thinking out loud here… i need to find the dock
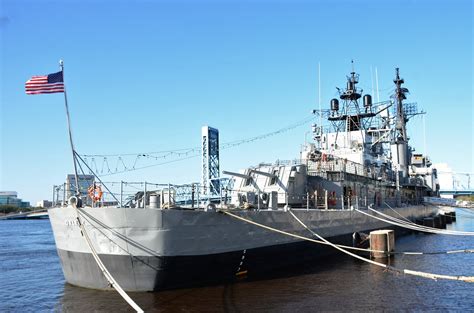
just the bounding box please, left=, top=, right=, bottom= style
left=0, top=209, right=49, bottom=220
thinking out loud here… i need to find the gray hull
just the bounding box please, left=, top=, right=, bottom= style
left=49, top=205, right=437, bottom=291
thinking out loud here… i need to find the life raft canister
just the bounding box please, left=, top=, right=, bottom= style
left=88, top=184, right=103, bottom=202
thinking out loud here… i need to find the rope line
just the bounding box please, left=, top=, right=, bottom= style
left=219, top=210, right=474, bottom=283
left=360, top=206, right=474, bottom=236
left=456, top=207, right=474, bottom=217
left=220, top=209, right=474, bottom=256
left=78, top=208, right=163, bottom=257
left=357, top=207, right=460, bottom=235
left=72, top=207, right=144, bottom=312
left=69, top=154, right=142, bottom=311
left=289, top=208, right=474, bottom=256
left=77, top=210, right=163, bottom=273
left=384, top=201, right=413, bottom=222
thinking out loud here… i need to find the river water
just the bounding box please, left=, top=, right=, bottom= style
left=1, top=209, right=473, bottom=312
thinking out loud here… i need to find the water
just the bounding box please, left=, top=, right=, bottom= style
left=1, top=210, right=473, bottom=312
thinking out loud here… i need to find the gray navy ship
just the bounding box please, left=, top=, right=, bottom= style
left=49, top=67, right=441, bottom=291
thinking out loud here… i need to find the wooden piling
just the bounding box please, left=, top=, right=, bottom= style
left=444, top=213, right=453, bottom=224
left=423, top=217, right=435, bottom=228
left=448, top=211, right=456, bottom=222
left=439, top=214, right=447, bottom=229
left=370, top=230, right=395, bottom=259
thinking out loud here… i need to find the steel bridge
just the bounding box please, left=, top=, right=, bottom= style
left=439, top=171, right=473, bottom=197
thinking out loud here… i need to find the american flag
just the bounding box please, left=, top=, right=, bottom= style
left=25, top=71, right=64, bottom=95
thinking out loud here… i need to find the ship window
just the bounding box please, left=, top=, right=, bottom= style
left=269, top=169, right=279, bottom=185
left=244, top=177, right=252, bottom=186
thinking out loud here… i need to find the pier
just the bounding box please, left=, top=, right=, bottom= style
left=0, top=209, right=49, bottom=220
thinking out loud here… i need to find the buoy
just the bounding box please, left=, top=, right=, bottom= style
left=370, top=230, right=395, bottom=259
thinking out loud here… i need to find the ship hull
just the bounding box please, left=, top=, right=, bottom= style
left=49, top=205, right=438, bottom=291
left=56, top=234, right=355, bottom=291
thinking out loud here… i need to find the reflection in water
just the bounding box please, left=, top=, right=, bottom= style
left=57, top=257, right=347, bottom=312
left=57, top=244, right=474, bottom=312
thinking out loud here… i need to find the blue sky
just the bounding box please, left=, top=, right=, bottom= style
left=1, top=0, right=472, bottom=203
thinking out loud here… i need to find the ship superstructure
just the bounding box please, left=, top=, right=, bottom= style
left=227, top=66, right=438, bottom=212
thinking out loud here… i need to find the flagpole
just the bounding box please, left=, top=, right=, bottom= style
left=45, top=61, right=144, bottom=312
left=60, top=60, right=80, bottom=198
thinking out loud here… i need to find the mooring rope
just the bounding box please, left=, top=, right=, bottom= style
left=384, top=202, right=413, bottom=223
left=72, top=207, right=144, bottom=313
left=77, top=209, right=164, bottom=274
left=359, top=207, right=461, bottom=235
left=456, top=207, right=474, bottom=217
left=285, top=208, right=474, bottom=256
left=220, top=210, right=474, bottom=283
left=78, top=208, right=162, bottom=257
left=359, top=206, right=474, bottom=236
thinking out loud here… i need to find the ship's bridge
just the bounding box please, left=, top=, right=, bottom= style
left=319, top=130, right=374, bottom=165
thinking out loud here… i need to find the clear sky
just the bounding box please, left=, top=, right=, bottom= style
left=1, top=0, right=472, bottom=203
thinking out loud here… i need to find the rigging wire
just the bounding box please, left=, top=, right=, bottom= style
left=99, top=154, right=201, bottom=177
left=220, top=116, right=315, bottom=149
left=83, top=115, right=313, bottom=157
left=81, top=115, right=315, bottom=176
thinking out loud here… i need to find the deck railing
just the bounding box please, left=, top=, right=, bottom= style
left=306, top=157, right=397, bottom=183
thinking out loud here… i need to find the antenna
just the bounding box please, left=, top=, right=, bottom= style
left=318, top=62, right=322, bottom=128
left=423, top=113, right=427, bottom=155
left=375, top=67, right=380, bottom=103
left=370, top=65, right=375, bottom=98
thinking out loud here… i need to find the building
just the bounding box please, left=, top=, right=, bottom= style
left=65, top=174, right=95, bottom=206
left=36, top=200, right=53, bottom=208
left=0, top=191, right=30, bottom=208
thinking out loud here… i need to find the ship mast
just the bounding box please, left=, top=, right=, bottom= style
left=392, top=68, right=409, bottom=178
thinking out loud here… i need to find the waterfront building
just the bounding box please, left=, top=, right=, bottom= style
left=0, top=191, right=30, bottom=208
left=36, top=200, right=53, bottom=208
